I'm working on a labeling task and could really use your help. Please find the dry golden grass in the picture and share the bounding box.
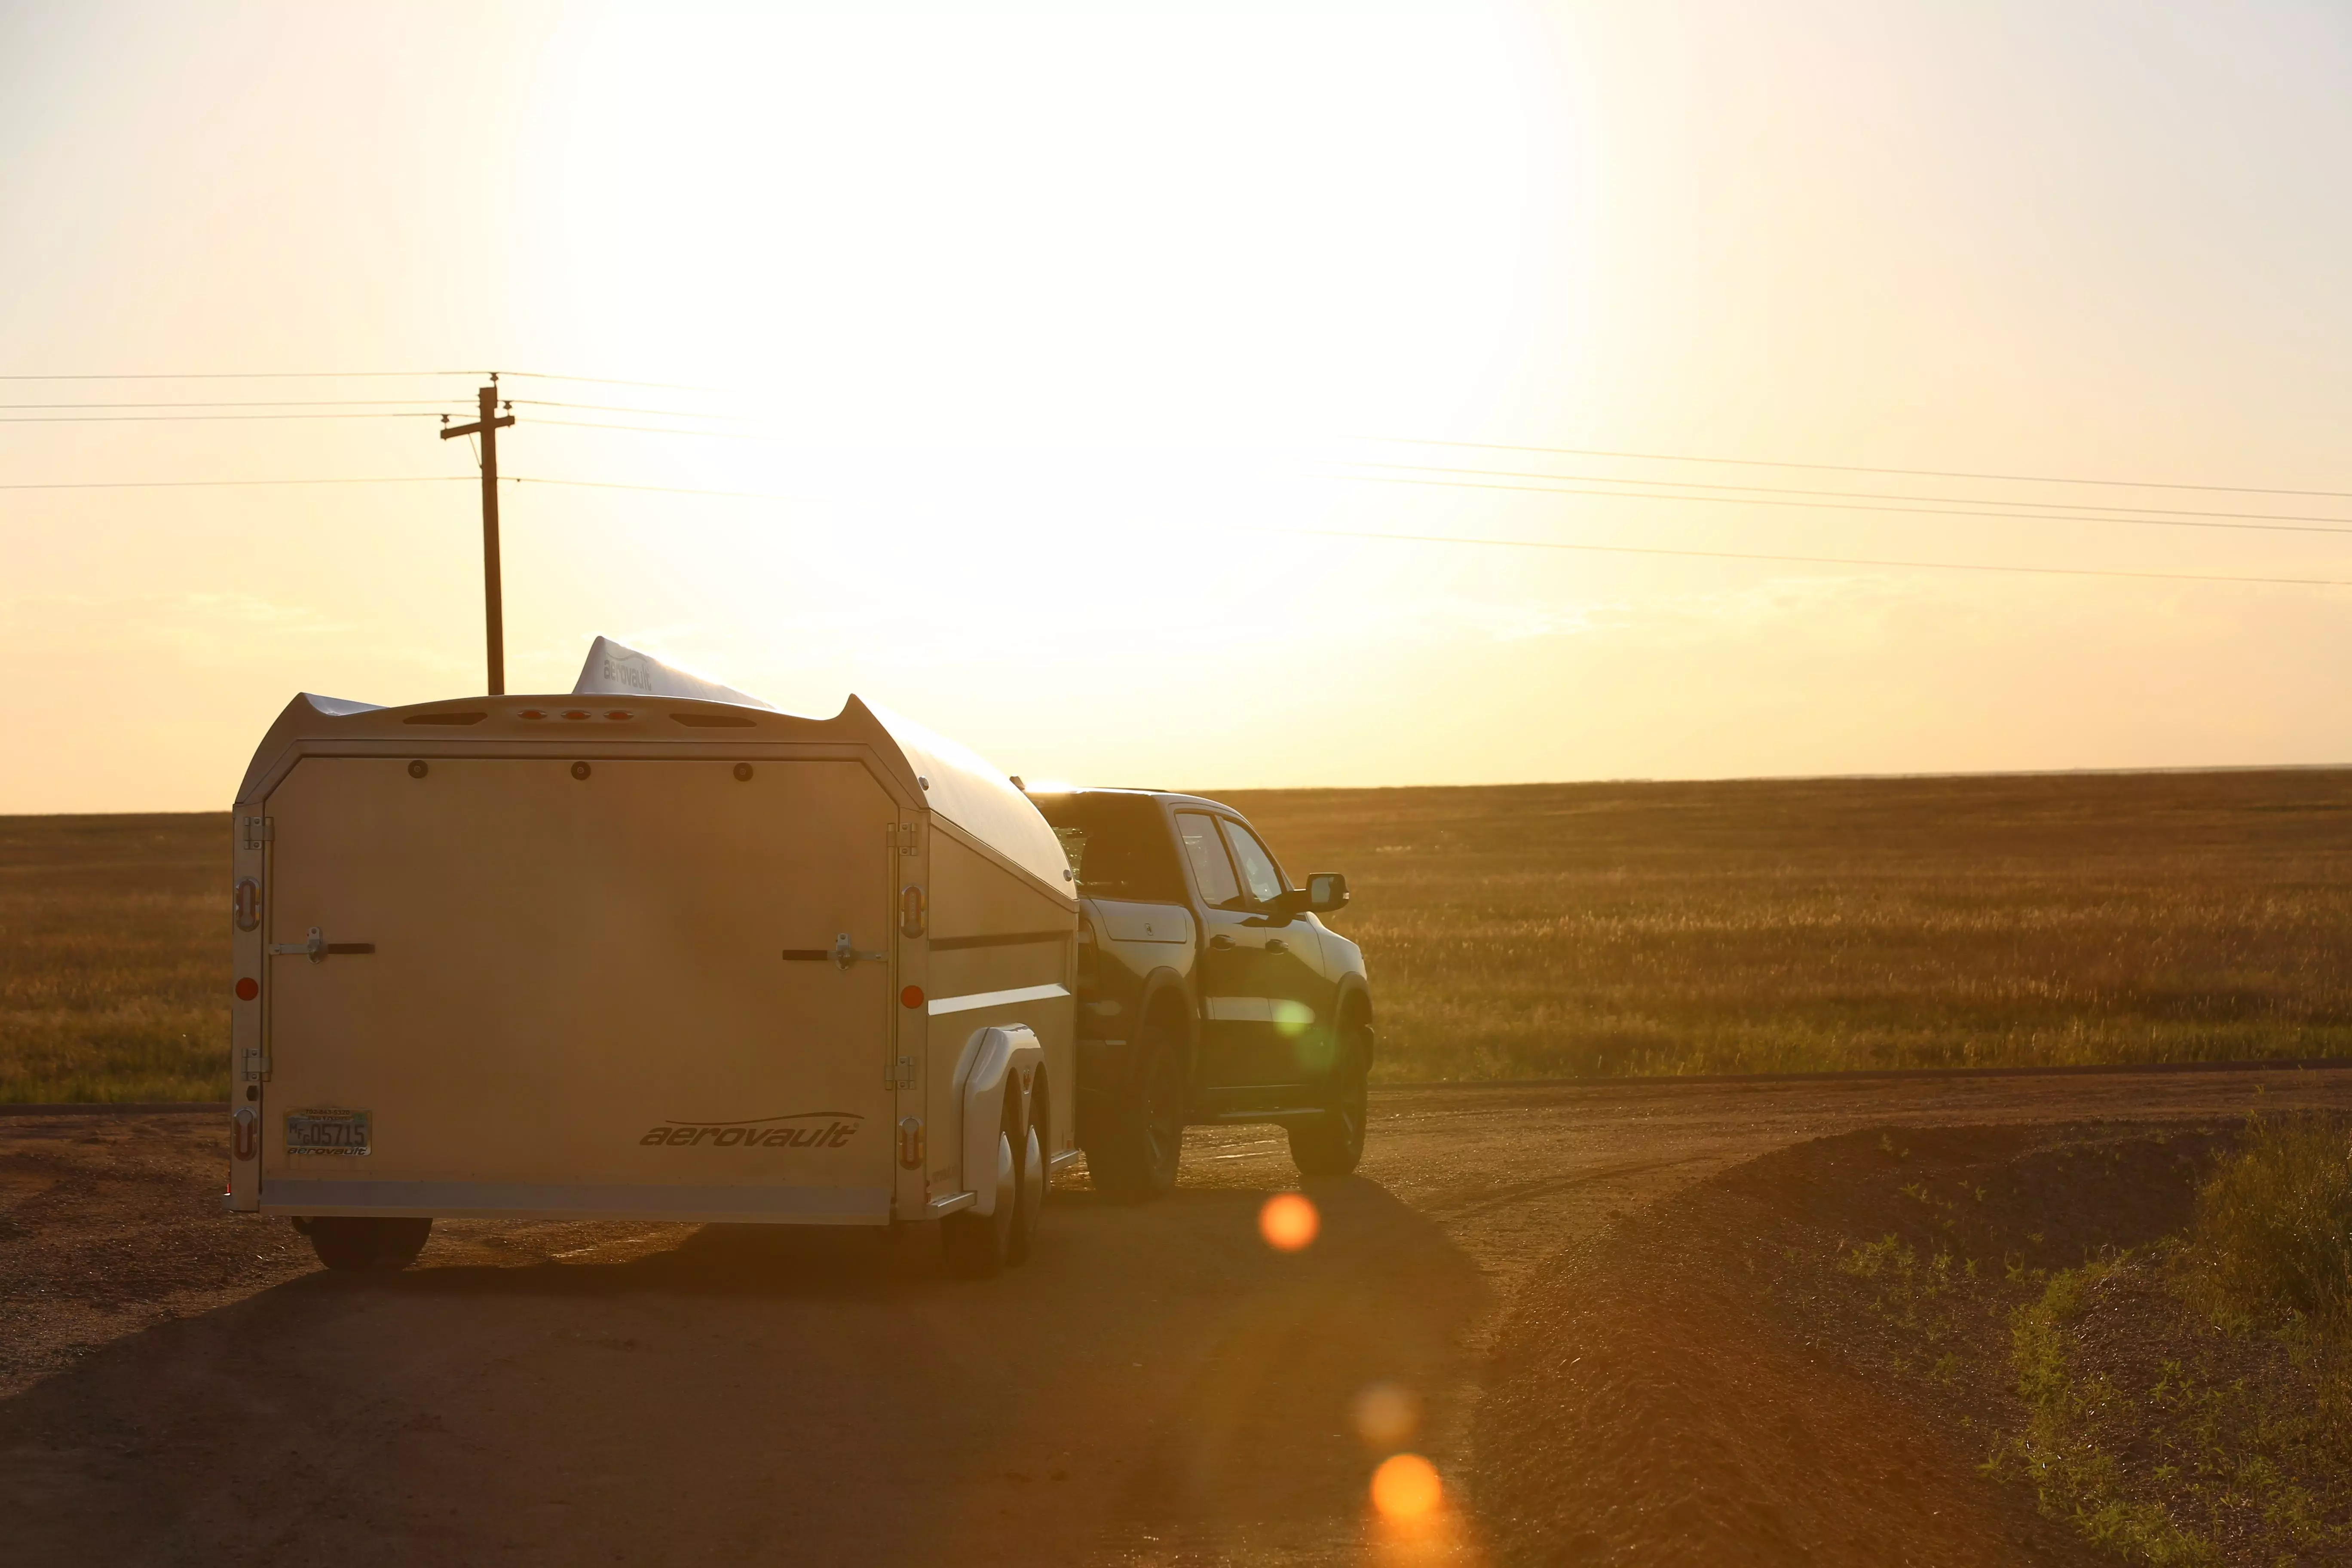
[7,769,2352,1099]
[0,814,228,1102]
[1223,770,2352,1082]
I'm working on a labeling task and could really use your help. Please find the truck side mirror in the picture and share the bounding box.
[1306,873,1349,914]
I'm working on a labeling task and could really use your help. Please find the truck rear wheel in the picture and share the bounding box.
[1287,1012,1370,1177]
[1090,1007,1185,1204]
[301,1216,432,1272]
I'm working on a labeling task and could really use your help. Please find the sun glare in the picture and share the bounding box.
[1258,1192,1319,1252]
[1370,1453,1443,1521]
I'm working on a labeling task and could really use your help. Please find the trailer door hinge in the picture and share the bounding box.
[889,822,919,856]
[240,1047,272,1081]
[888,1054,918,1091]
[242,815,274,849]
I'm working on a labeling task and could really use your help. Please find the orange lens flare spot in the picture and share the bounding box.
[1352,1381,1422,1450]
[1370,1453,1442,1521]
[900,985,925,1010]
[1259,1191,1319,1252]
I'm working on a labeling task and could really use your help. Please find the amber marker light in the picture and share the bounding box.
[1370,1453,1442,1522]
[1259,1191,1319,1251]
[234,977,258,1001]
[900,985,925,1010]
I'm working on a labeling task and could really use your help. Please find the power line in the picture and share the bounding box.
[1362,437,2352,502]
[526,417,759,438]
[0,475,473,491]
[506,397,744,420]
[0,399,458,411]
[503,370,735,393]
[1340,461,2352,528]
[0,370,479,381]
[0,412,446,424]
[502,473,2352,591]
[1329,472,2352,539]
[1261,525,2352,590]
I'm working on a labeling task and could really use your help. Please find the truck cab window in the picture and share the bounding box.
[1219,820,1286,906]
[1031,791,1186,901]
[1176,811,1243,908]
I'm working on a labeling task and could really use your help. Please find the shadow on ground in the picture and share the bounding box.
[2,1175,1489,1566]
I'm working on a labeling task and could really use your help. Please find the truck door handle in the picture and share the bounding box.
[1263,938,1289,955]
[1209,934,1236,950]
[267,926,375,963]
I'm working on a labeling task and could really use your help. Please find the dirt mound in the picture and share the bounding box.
[1472,1123,2241,1567]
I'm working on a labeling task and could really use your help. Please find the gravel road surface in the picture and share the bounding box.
[6,1065,2350,1566]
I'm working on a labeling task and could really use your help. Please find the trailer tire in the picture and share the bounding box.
[1008,1115,1044,1266]
[304,1216,432,1272]
[1287,1010,1371,1177]
[942,1110,1020,1278]
[1090,1004,1186,1204]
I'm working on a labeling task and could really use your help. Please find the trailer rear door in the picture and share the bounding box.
[257,754,902,1223]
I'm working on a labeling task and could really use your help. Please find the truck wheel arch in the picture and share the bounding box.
[1134,968,1197,1082]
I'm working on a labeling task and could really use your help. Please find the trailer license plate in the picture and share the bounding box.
[284,1110,371,1156]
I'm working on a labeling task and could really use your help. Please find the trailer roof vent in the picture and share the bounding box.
[402,711,487,726]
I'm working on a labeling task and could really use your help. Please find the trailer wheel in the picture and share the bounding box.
[1008,1114,1045,1266]
[303,1216,433,1272]
[941,1113,1019,1278]
[1090,1005,1186,1203]
[1287,1011,1371,1177]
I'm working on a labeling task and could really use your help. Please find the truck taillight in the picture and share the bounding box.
[900,884,926,938]
[897,1117,925,1170]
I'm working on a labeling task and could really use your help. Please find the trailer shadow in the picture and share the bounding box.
[2,1171,1491,1566]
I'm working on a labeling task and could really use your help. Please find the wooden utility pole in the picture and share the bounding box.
[441,378,518,694]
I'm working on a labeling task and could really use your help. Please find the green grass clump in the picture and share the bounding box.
[2184,1115,2352,1328]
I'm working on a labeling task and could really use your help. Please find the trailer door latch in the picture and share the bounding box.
[269,926,377,963]
[833,932,886,971]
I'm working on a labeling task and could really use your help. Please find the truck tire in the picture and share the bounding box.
[1287,1011,1371,1177]
[1090,1007,1185,1204]
[942,1102,1021,1278]
[303,1216,432,1272]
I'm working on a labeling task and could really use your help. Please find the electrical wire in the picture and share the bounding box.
[503,370,735,393]
[506,398,746,420]
[1360,437,2352,502]
[0,475,474,491]
[0,370,481,381]
[502,474,2352,591]
[0,412,448,423]
[0,398,458,411]
[1329,472,2352,539]
[524,417,760,438]
[1338,462,2352,528]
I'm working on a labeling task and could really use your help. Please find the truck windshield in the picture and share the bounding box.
[1030,793,1187,902]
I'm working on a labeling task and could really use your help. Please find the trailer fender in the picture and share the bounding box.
[956,1024,1044,1216]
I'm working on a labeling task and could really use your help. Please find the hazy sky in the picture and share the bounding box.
[3,1,2349,812]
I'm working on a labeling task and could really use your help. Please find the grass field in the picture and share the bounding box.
[5,769,2352,1100]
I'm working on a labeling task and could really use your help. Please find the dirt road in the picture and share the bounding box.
[6,1065,2350,1567]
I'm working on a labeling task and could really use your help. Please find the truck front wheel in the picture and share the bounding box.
[1287,1011,1371,1177]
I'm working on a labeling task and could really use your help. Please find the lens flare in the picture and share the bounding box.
[1259,1191,1319,1251]
[1352,1381,1422,1449]
[1370,1453,1442,1521]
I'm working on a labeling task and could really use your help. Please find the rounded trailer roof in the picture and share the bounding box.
[239,637,1075,901]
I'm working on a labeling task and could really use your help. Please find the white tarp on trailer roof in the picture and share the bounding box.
[571,637,1071,894]
[573,636,775,710]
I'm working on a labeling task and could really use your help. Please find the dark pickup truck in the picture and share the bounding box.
[1026,788,1371,1199]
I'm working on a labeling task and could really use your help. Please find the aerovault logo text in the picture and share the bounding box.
[640,1112,863,1149]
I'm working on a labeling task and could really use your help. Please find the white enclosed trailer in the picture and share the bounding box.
[224,639,1078,1276]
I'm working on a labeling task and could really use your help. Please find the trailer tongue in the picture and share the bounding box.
[227,640,1078,1278]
